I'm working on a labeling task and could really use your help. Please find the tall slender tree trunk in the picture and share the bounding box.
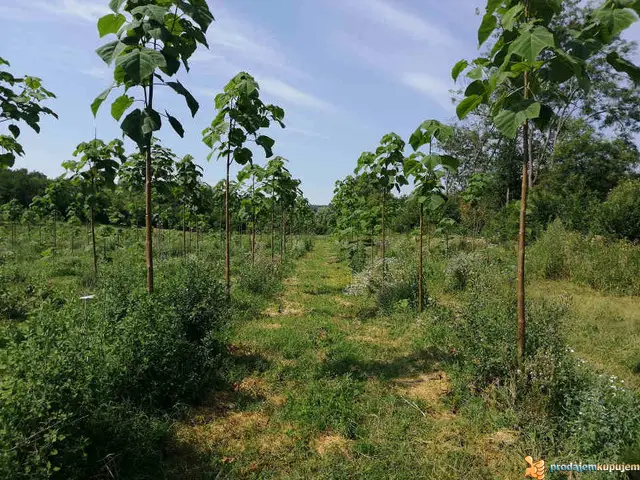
[225,156,231,299]
[145,79,155,294]
[271,197,275,264]
[418,206,424,313]
[280,208,285,262]
[182,202,187,257]
[517,70,531,368]
[91,206,98,277]
[381,192,386,284]
[53,212,57,257]
[251,176,256,265]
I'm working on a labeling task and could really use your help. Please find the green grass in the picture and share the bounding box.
[164,239,529,479]
[530,280,640,390]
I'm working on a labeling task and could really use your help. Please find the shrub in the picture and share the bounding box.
[0,257,228,479]
[345,256,423,312]
[451,260,640,463]
[236,254,285,297]
[528,220,640,295]
[598,179,640,242]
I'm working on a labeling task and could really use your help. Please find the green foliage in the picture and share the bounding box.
[528,220,640,295]
[0,58,57,169]
[0,255,227,479]
[202,72,284,164]
[237,254,286,296]
[94,0,213,147]
[598,179,640,241]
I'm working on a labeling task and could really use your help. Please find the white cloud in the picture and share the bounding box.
[258,77,336,113]
[81,66,110,80]
[402,73,455,111]
[201,3,304,78]
[285,127,330,140]
[363,0,456,45]
[37,0,108,21]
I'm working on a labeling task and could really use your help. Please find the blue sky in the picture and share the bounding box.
[1,0,639,204]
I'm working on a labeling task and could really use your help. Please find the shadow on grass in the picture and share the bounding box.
[321,347,457,381]
[164,348,273,479]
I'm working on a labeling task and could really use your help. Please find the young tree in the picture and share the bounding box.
[0,57,57,169]
[1,199,23,248]
[238,163,267,264]
[63,139,125,276]
[405,120,459,312]
[355,133,408,282]
[202,72,285,297]
[93,0,214,293]
[175,154,202,256]
[453,0,640,366]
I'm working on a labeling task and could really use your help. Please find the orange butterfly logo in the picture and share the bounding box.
[525,456,545,480]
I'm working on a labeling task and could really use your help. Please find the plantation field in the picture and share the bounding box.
[2,224,639,479]
[2,0,640,477]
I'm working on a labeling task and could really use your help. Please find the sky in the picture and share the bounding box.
[1,0,639,204]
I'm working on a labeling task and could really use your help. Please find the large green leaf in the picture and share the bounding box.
[478,14,497,47]
[97,13,126,37]
[507,26,555,63]
[606,51,640,82]
[141,109,161,136]
[486,0,502,15]
[594,8,638,42]
[121,109,145,146]
[166,111,185,138]
[131,5,168,23]
[166,81,199,116]
[452,59,468,81]
[96,40,127,65]
[234,147,253,165]
[493,101,540,138]
[110,94,134,121]
[178,0,215,31]
[116,48,166,83]
[456,95,483,120]
[108,0,125,12]
[91,86,113,117]
[256,135,275,158]
[501,4,523,31]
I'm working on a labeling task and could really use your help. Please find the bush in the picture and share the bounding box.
[450,259,640,463]
[346,241,367,273]
[345,256,423,312]
[236,254,285,297]
[0,257,228,479]
[289,236,314,259]
[598,179,640,242]
[528,220,640,295]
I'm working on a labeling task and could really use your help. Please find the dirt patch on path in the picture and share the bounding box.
[394,370,451,405]
[263,300,305,317]
[311,433,353,458]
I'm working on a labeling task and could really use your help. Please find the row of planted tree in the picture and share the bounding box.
[1,1,317,298]
[331,0,640,367]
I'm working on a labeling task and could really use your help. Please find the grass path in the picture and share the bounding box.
[166,239,524,479]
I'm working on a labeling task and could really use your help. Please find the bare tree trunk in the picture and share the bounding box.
[418,206,424,313]
[183,202,187,257]
[91,206,98,277]
[145,79,155,294]
[271,197,275,264]
[53,212,57,257]
[280,208,285,263]
[517,71,531,368]
[381,192,386,284]
[251,176,256,265]
[225,156,231,299]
